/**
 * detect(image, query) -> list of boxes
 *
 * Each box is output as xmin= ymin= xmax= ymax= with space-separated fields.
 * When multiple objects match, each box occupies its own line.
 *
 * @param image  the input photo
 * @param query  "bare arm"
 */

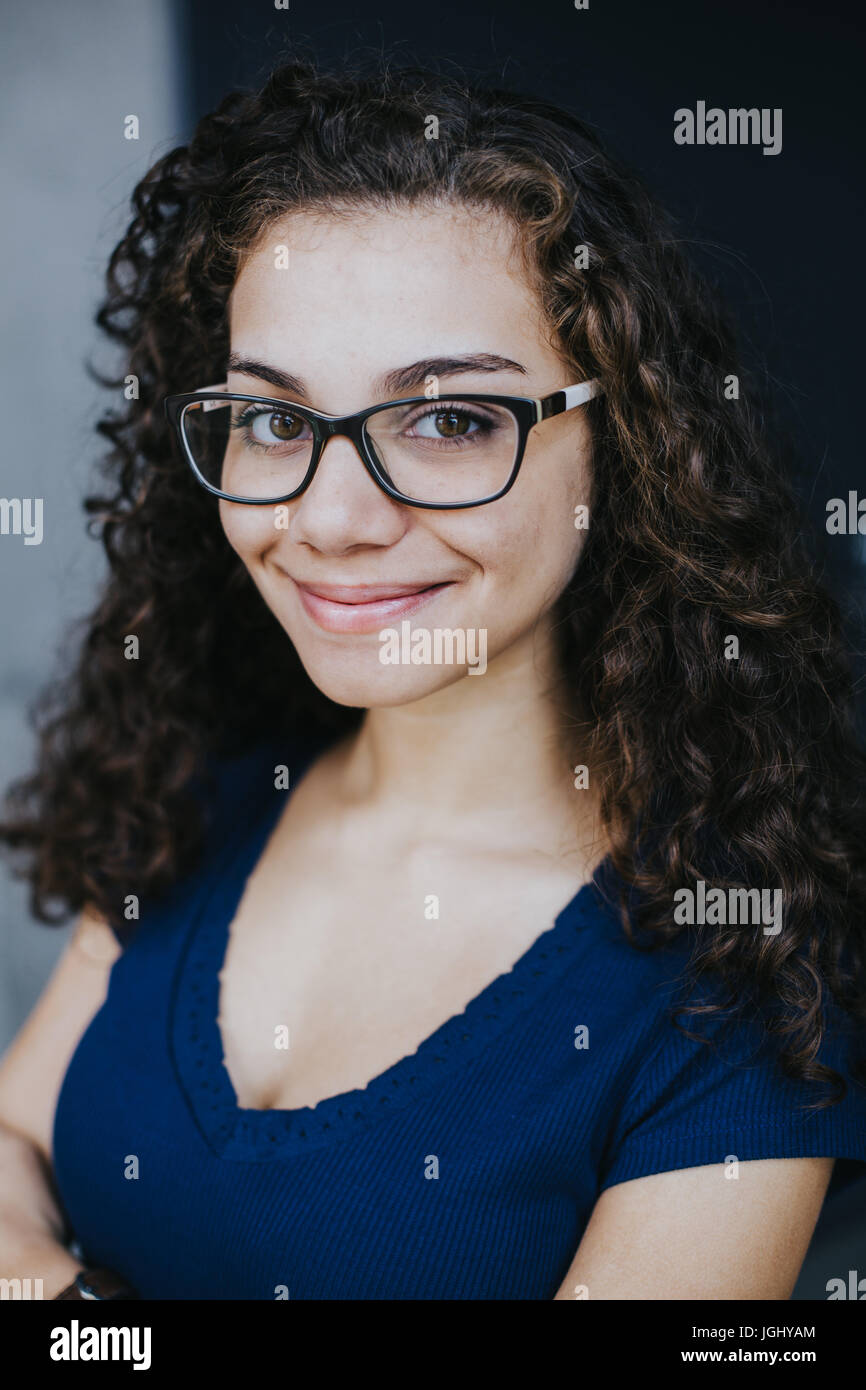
xmin=554 ymin=1155 xmax=834 ymax=1299
xmin=0 ymin=912 xmax=120 ymax=1297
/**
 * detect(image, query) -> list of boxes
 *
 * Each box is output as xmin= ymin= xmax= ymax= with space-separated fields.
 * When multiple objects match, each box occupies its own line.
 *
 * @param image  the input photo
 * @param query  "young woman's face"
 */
xmin=221 ymin=204 xmax=593 ymax=708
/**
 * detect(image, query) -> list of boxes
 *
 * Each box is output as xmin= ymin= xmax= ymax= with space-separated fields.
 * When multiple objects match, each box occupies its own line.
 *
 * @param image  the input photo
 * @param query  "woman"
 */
xmin=1 ymin=56 xmax=864 ymax=1302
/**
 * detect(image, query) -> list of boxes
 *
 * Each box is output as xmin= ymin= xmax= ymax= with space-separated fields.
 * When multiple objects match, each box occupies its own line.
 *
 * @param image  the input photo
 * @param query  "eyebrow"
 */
xmin=226 ymin=352 xmax=528 ymax=399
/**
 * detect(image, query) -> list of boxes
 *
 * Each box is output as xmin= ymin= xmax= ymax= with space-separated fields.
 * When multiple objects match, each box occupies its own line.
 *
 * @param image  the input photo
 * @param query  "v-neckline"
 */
xmin=172 ymin=733 xmax=615 ymax=1160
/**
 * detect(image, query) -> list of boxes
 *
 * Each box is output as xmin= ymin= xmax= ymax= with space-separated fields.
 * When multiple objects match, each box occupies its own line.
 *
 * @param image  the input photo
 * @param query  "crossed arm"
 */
xmin=554 ymin=1154 xmax=834 ymax=1299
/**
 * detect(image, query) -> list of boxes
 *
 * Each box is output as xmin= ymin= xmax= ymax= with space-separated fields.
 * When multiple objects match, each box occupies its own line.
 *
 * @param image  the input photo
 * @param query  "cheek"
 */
xmin=530 ymin=435 xmax=593 ymax=589
xmin=496 ymin=513 xmax=584 ymax=614
xmin=483 ymin=450 xmax=590 ymax=606
xmin=445 ymin=502 xmax=583 ymax=655
xmin=218 ymin=499 xmax=276 ymax=566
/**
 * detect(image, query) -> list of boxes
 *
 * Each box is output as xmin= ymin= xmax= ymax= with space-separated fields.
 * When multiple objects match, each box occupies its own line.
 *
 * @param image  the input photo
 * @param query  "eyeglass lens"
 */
xmin=181 ymin=397 xmax=520 ymax=504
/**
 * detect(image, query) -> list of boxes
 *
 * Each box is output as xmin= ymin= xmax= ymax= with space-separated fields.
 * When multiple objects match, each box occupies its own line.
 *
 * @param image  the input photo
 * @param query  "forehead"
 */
xmin=228 ymin=203 xmax=546 ymax=349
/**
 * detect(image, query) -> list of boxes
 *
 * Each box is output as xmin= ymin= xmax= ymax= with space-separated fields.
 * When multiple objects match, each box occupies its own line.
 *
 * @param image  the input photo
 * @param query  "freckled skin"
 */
xmin=220 ymin=204 xmax=593 ymax=709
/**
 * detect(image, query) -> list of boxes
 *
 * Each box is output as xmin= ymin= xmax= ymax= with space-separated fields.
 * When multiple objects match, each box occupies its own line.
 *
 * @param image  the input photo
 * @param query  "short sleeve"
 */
xmin=599 ymin=992 xmax=866 ymax=1194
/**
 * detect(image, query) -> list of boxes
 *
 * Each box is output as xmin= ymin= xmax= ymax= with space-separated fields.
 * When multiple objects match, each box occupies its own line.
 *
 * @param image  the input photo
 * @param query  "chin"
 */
xmin=291 ymin=644 xmax=479 ymax=709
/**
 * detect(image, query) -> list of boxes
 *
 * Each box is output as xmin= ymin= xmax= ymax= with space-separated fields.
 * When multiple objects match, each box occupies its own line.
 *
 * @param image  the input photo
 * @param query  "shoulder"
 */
xmin=563 ymin=857 xmax=866 ymax=1191
xmin=593 ymin=951 xmax=866 ymax=1193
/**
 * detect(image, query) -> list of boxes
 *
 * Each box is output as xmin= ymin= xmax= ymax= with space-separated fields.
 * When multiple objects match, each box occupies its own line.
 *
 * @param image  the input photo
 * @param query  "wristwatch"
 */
xmin=55 ymin=1266 xmax=138 ymax=1300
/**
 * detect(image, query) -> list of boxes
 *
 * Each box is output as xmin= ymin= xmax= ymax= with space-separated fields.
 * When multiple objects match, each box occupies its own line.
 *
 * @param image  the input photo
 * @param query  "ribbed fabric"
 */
xmin=52 ymin=730 xmax=866 ymax=1299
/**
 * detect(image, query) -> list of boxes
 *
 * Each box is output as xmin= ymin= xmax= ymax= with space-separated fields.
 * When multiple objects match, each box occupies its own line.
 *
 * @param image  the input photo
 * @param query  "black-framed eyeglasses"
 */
xmin=163 ymin=378 xmax=603 ymax=510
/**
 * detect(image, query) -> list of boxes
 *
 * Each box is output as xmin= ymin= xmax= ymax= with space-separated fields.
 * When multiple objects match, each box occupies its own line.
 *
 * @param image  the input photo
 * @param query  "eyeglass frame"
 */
xmin=163 ymin=378 xmax=604 ymax=511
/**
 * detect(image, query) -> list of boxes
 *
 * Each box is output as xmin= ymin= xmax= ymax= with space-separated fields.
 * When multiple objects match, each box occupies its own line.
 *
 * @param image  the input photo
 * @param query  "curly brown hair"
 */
xmin=3 ymin=53 xmax=865 ymax=1106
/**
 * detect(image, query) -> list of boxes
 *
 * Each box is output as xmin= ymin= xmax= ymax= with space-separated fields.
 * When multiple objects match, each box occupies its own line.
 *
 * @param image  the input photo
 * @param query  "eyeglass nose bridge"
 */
xmin=304 ymin=411 xmax=396 ymax=496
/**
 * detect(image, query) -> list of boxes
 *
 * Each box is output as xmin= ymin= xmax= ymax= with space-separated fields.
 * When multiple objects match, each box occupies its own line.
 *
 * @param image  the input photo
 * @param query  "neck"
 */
xmin=331 ymin=620 xmax=604 ymax=862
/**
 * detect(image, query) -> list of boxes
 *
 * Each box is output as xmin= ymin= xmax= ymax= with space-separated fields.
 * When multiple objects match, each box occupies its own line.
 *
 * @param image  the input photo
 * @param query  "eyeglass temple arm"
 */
xmin=186 ymin=384 xmax=229 ymax=413
xmin=537 ymin=379 xmax=603 ymax=422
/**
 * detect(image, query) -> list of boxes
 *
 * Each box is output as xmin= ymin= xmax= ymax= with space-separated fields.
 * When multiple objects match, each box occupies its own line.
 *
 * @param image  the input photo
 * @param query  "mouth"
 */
xmin=292 ymin=579 xmax=455 ymax=634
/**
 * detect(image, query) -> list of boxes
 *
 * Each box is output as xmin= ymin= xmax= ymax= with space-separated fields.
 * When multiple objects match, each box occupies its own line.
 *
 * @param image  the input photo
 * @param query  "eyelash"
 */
xmin=230 ymin=405 xmax=307 ymax=439
xmin=401 ymin=403 xmax=496 ymax=430
xmin=230 ymin=402 xmax=498 ymax=432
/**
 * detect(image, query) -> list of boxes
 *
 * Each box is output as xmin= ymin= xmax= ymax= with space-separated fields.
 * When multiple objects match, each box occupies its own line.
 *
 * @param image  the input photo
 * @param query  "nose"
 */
xmin=286 ymin=433 xmax=408 ymax=553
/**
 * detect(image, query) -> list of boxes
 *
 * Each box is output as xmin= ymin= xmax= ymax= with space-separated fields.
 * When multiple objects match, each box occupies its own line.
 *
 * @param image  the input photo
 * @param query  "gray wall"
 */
xmin=0 ymin=0 xmax=182 ymax=1048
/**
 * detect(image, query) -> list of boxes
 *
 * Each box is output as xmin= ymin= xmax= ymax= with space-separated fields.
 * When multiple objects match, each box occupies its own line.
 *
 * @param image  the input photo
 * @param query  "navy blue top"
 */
xmin=52 ymin=729 xmax=866 ymax=1299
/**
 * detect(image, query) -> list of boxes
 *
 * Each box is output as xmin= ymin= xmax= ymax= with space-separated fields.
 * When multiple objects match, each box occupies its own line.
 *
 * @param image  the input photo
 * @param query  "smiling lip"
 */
xmin=293 ymin=579 xmax=454 ymax=634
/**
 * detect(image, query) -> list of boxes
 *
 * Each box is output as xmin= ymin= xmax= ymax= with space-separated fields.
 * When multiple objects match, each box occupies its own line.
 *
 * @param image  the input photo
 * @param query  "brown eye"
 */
xmin=268 ymin=411 xmax=304 ymax=441
xmin=234 ymin=404 xmax=311 ymax=449
xmin=434 ymin=410 xmax=471 ymax=437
